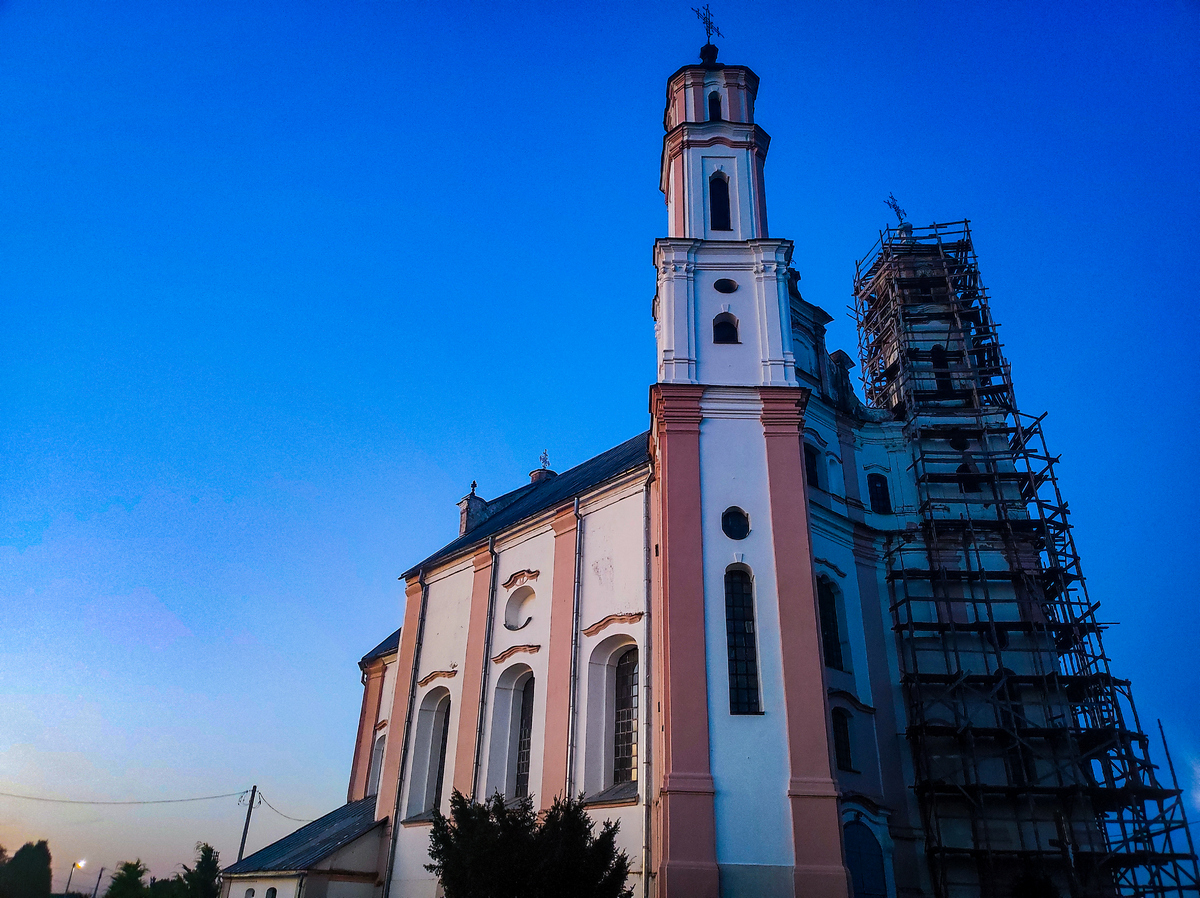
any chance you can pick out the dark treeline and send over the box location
[0,843,219,898]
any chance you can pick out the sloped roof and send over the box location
[359,628,400,667]
[401,432,651,579]
[223,796,383,876]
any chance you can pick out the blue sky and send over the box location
[2,0,1198,884]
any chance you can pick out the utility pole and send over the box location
[91,867,105,898]
[237,785,258,862]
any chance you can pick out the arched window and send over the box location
[708,90,722,121]
[931,344,952,395]
[832,709,854,772]
[613,647,639,786]
[709,174,732,231]
[712,311,739,344]
[367,733,386,797]
[514,676,535,799]
[486,665,536,800]
[406,688,452,817]
[867,474,891,514]
[844,821,887,898]
[244,891,254,898]
[724,568,761,714]
[804,444,821,489]
[818,578,847,671]
[583,637,640,799]
[265,889,276,898]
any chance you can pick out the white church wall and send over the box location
[697,404,795,870]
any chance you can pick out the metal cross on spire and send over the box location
[885,193,907,224]
[692,4,723,42]
[539,450,550,470]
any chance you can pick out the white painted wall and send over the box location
[698,402,795,869]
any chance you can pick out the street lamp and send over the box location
[65,861,86,895]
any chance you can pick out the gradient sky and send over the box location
[3,0,1199,887]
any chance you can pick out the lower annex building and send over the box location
[221,43,1199,898]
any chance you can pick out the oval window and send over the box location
[721,507,750,540]
[714,278,738,294]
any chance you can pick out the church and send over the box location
[220,43,1199,898]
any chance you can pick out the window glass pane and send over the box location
[432,698,451,811]
[833,711,853,772]
[613,648,639,785]
[724,570,760,714]
[818,580,844,670]
[514,677,535,799]
[710,176,731,231]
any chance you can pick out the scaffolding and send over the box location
[852,221,1198,898]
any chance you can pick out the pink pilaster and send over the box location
[540,506,579,807]
[375,577,423,821]
[760,387,850,898]
[650,383,720,898]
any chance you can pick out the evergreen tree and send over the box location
[103,862,148,898]
[0,841,52,898]
[425,791,631,898]
[180,844,219,898]
[530,795,632,898]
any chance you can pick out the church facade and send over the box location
[224,45,1198,898]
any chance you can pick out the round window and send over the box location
[721,507,750,540]
[714,278,739,294]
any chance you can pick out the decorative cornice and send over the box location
[491,644,541,664]
[502,569,539,590]
[582,612,645,637]
[828,687,876,715]
[374,718,388,731]
[815,557,847,579]
[416,668,458,687]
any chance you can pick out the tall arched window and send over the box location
[832,709,854,772]
[486,665,536,800]
[957,459,981,494]
[514,676,535,799]
[844,821,887,898]
[931,344,952,395]
[708,90,722,121]
[713,312,739,344]
[613,647,639,786]
[818,578,846,671]
[406,688,452,817]
[709,174,732,231]
[367,733,386,797]
[724,568,761,714]
[867,474,891,514]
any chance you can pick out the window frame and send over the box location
[724,566,762,715]
[709,173,732,232]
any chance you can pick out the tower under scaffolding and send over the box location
[852,221,1198,898]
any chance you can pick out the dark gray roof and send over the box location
[402,432,650,579]
[360,628,400,667]
[223,797,383,876]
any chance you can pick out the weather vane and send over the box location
[539,450,550,470]
[692,4,723,42]
[885,193,907,224]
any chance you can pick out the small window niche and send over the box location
[721,506,749,540]
[708,90,722,122]
[504,585,534,631]
[866,473,891,514]
[709,173,732,231]
[713,312,739,344]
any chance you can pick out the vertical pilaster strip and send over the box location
[375,578,424,821]
[452,549,495,795]
[540,506,580,807]
[348,661,386,802]
[759,386,851,898]
[650,383,719,898]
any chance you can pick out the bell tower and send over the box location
[649,43,851,898]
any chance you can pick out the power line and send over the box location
[257,792,313,824]
[0,789,249,806]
